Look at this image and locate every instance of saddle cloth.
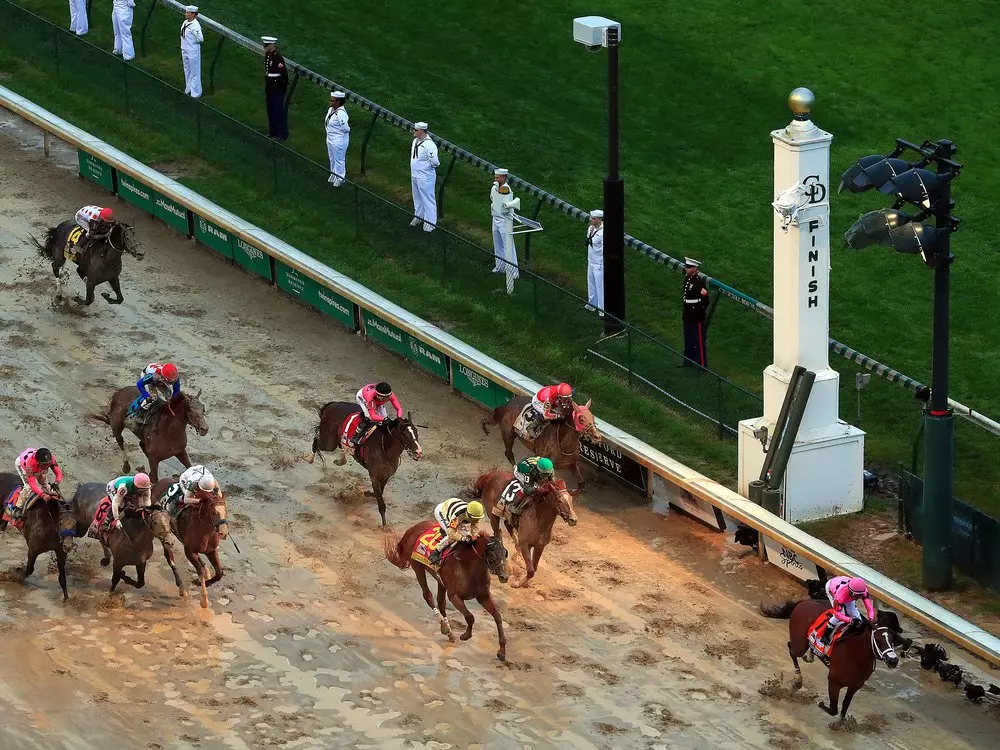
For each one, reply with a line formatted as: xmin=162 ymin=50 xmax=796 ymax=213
xmin=87 ymin=496 xmax=115 ymax=544
xmin=1 ymin=485 xmax=23 ymax=530
xmin=806 ymin=608 xmax=849 ymax=659
xmin=411 ymin=526 xmax=447 ymax=571
xmin=64 ymin=226 xmax=86 ymax=262
xmin=498 ymin=479 xmax=530 ymax=528
xmin=513 ymin=403 xmax=540 ymax=440
xmin=339 ymin=413 xmax=362 ymax=449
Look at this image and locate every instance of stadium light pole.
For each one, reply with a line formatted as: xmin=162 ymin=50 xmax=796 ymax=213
xmin=573 ymin=17 xmax=625 ymax=334
xmin=840 ymin=138 xmax=961 ymax=590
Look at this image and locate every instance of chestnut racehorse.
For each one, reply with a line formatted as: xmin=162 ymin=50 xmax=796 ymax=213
xmin=384 ymin=520 xmax=510 ymax=661
xmin=473 ymin=469 xmax=578 ymax=588
xmin=761 ymin=598 xmax=899 ymax=720
xmin=480 ymin=396 xmax=598 ymax=488
xmin=305 ymin=401 xmax=422 ymax=525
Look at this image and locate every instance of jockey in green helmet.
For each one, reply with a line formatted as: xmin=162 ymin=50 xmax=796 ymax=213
xmin=494 ymin=457 xmax=554 ymax=519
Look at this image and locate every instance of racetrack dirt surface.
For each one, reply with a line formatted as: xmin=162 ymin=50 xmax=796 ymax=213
xmin=1 ymin=113 xmax=997 ymax=750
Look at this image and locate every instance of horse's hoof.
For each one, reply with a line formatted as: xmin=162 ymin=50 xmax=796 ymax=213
xmin=792 ymin=679 xmax=803 ymax=691
xmin=497 ymin=650 xmax=506 ymax=662
xmin=100 ymin=557 xmax=110 ymax=567
xmin=179 ymin=588 xmax=188 ymax=598
xmin=460 ymin=632 xmax=473 ymax=642
xmin=818 ymin=702 xmax=836 ymax=717
xmin=446 ymin=632 xmax=457 ymax=643
xmin=200 ymin=596 xmax=209 ymax=609
xmin=440 ymin=621 xmax=450 ymax=635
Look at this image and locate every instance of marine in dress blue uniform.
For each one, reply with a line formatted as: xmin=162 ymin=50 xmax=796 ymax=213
xmin=681 ymin=257 xmax=709 ymax=367
xmin=262 ymin=36 xmax=289 ymax=141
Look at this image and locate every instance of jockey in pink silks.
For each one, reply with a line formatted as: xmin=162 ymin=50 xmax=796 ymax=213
xmin=816 ymin=575 xmax=876 ymax=646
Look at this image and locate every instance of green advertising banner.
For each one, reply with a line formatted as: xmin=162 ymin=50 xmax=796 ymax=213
xmin=233 ymin=236 xmax=272 ymax=280
xmin=117 ymin=172 xmax=156 ymax=215
xmin=451 ymin=361 xmax=512 ymax=409
xmin=274 ymin=261 xmax=356 ymax=329
xmin=154 ymin=193 xmax=190 ymax=235
xmin=194 ymin=215 xmax=233 ymax=259
xmin=78 ymin=149 xmax=115 ymax=192
xmin=405 ymin=333 xmax=449 ymax=381
xmin=363 ymin=310 xmax=408 ymax=357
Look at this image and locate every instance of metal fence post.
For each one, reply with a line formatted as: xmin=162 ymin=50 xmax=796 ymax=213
xmin=208 ymin=36 xmax=226 ymax=95
xmin=283 ymin=71 xmax=301 ymax=113
xmin=139 ymin=0 xmax=157 ymax=58
xmin=359 ymin=111 xmax=379 ymax=174
xmin=436 ymin=153 xmax=458 ymax=219
xmin=627 ymin=328 xmax=633 ymax=386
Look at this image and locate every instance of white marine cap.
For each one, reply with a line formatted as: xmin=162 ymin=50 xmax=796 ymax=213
xmin=413 ymin=121 xmax=428 ymax=131
xmin=184 ymin=5 xmax=198 ymax=12
xmin=330 ymin=90 xmax=346 ymax=98
xmin=494 ymin=168 xmax=509 ymax=176
xmin=590 ymin=209 xmax=604 ymax=219
xmin=261 ymin=36 xmax=278 ymax=45
xmin=684 ymin=257 xmax=702 ymax=268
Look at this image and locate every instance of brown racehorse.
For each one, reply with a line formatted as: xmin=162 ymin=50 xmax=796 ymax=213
xmin=480 ymin=396 xmax=598 ymax=488
xmin=0 ymin=472 xmax=74 ymax=601
xmin=151 ymin=476 xmax=228 ymax=609
xmin=384 ymin=520 xmax=510 ymax=661
xmin=90 ymin=388 xmax=209 ymax=483
xmin=761 ymin=599 xmax=899 ymax=720
xmin=473 ymin=469 xmax=578 ymax=588
xmin=305 ymin=402 xmax=422 ymax=526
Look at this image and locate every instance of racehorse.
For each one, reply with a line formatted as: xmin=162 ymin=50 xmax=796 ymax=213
xmin=761 ymin=598 xmax=899 ymax=720
xmin=30 ymin=219 xmax=142 ymax=305
xmin=0 ymin=472 xmax=74 ymax=601
xmin=90 ymin=388 xmax=209 ymax=483
xmin=473 ymin=469 xmax=578 ymax=588
xmin=385 ymin=520 xmax=510 ymax=661
xmin=70 ymin=481 xmax=179 ymax=596
xmin=305 ymin=401 xmax=422 ymax=526
xmin=480 ymin=396 xmax=598 ymax=489
xmin=151 ymin=476 xmax=228 ymax=609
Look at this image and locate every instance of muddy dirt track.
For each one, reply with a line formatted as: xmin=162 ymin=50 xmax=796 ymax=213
xmin=0 ymin=114 xmax=996 ymax=750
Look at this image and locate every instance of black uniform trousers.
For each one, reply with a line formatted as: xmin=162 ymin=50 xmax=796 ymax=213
xmin=266 ymin=90 xmax=288 ymax=140
xmin=683 ymin=319 xmax=707 ymax=368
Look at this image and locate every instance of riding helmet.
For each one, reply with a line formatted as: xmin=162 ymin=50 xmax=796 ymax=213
xmin=466 ymin=501 xmax=485 ymax=520
xmin=536 ymin=457 xmax=555 ymax=475
xmin=133 ymin=472 xmax=152 ymax=489
xmin=98 ymin=207 xmax=115 ymax=222
xmin=35 ymin=447 xmax=53 ymax=464
xmin=161 ymin=363 xmax=179 ymax=382
xmin=375 ymin=382 xmax=393 ymax=397
xmin=556 ymin=383 xmax=572 ymax=398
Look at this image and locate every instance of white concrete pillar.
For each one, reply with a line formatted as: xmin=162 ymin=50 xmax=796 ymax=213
xmin=738 ymin=88 xmax=865 ymax=523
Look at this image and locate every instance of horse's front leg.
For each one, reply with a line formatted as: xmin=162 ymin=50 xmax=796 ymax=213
xmin=74 ymin=279 xmax=97 ymax=306
xmin=789 ymin=641 xmax=803 ymax=690
xmin=511 ymin=541 xmax=536 ymax=588
xmin=101 ymin=277 xmax=124 ymax=305
xmin=572 ymin=459 xmax=586 ymax=490
xmin=204 ymin=548 xmax=224 ymax=586
xmin=477 ymin=593 xmax=506 ymax=662
xmin=435 ymin=578 xmax=456 ymax=642
xmin=185 ymin=549 xmax=210 ymax=609
xmin=370 ymin=474 xmax=388 ymax=526
xmin=448 ymin=591 xmax=475 ymax=642
xmin=157 ymin=529 xmax=186 ymax=597
xmin=819 ymin=678 xmax=841 ymax=717
xmin=174 ymin=450 xmax=193 ymax=469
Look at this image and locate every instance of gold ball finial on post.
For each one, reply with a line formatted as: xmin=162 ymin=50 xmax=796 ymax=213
xmin=788 ymin=87 xmax=815 ymax=121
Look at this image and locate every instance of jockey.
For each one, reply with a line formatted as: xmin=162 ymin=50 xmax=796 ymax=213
xmin=15 ymin=447 xmax=63 ymax=506
xmin=177 ymin=464 xmax=221 ymax=507
xmin=136 ymin=362 xmax=181 ymax=417
xmin=74 ymin=205 xmax=116 ymax=242
xmin=529 ymin=383 xmax=574 ymax=430
xmin=429 ymin=497 xmax=485 ymax=565
xmin=89 ymin=472 xmax=151 ymax=538
xmin=352 ymin=382 xmax=403 ymax=447
xmin=817 ymin=575 xmax=876 ymax=647
xmin=494 ymin=456 xmax=554 ymax=518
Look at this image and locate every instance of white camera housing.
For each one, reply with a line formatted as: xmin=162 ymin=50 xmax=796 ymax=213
xmin=573 ymin=16 xmax=621 ymax=48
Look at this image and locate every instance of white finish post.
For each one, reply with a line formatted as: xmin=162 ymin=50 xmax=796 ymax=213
xmin=738 ymin=88 xmax=865 ymax=523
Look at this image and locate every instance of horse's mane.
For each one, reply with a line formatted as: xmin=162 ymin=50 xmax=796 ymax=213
xmin=536 ymin=478 xmax=568 ymax=496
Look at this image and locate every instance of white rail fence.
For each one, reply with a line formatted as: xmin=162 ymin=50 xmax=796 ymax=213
xmin=2 ymin=84 xmax=997 ymax=668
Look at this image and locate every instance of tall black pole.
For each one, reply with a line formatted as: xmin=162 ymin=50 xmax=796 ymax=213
xmin=602 ymin=25 xmax=625 ymax=334
xmin=921 ymin=138 xmax=956 ymax=591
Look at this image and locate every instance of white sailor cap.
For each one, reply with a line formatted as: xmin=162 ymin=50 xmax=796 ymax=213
xmin=330 ymin=90 xmax=346 ymax=98
xmin=684 ymin=257 xmax=702 ymax=268
xmin=413 ymin=121 xmax=428 ymax=131
xmin=261 ymin=36 xmax=278 ymax=45
xmin=590 ymin=209 xmax=604 ymax=219
xmin=184 ymin=5 xmax=198 ymax=12
xmin=494 ymin=168 xmax=509 ymax=176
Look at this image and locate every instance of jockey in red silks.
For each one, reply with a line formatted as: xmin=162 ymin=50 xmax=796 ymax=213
xmin=13 ymin=447 xmax=64 ymax=514
xmin=816 ymin=575 xmax=876 ymax=647
xmin=351 ymin=382 xmax=404 ymax=448
xmin=74 ymin=205 xmax=116 ymax=242
xmin=528 ymin=383 xmax=574 ymax=433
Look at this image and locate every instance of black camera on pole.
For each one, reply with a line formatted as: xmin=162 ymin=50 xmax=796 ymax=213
xmin=840 ymin=139 xmax=961 ymax=267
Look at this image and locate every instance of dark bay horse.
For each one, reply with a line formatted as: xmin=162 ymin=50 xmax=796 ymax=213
xmin=306 ymin=401 xmax=422 ymax=525
xmin=0 ymin=472 xmax=74 ymax=601
xmin=481 ymin=396 xmax=598 ymax=488
xmin=70 ymin=481 xmax=179 ymax=596
xmin=761 ymin=599 xmax=899 ymax=720
xmin=473 ymin=469 xmax=578 ymax=588
xmin=90 ymin=388 xmax=209 ymax=482
xmin=30 ymin=220 xmax=142 ymax=305
xmin=152 ymin=476 xmax=228 ymax=609
xmin=385 ymin=519 xmax=510 ymax=661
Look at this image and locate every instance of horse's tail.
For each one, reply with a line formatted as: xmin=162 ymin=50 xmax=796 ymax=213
xmin=88 ymin=393 xmax=116 ymax=425
xmin=383 ymin=529 xmax=409 ymax=570
xmin=480 ymin=406 xmax=503 ymax=435
xmin=760 ymin=600 xmax=799 ymax=620
xmin=471 ymin=472 xmax=491 ymax=498
xmin=30 ymin=228 xmax=56 ymax=258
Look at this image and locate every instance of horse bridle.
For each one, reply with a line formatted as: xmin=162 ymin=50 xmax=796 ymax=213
xmin=870 ymin=626 xmax=897 ymax=662
xmin=382 ymin=420 xmax=420 ymax=457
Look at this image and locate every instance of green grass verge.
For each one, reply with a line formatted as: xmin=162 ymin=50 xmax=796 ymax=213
xmin=5 ymin=0 xmax=999 ymax=515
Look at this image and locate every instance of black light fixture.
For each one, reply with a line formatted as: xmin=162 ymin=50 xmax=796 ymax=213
xmin=844 ymin=208 xmax=912 ymax=249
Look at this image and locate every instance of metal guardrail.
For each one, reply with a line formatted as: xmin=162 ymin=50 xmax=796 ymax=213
xmin=150 ymin=0 xmax=1000 ymax=438
xmin=4 ymin=84 xmax=997 ymax=668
